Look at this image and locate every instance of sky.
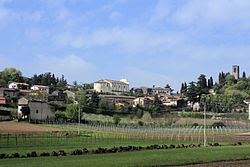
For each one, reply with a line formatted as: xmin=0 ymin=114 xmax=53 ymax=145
xmin=0 ymin=0 xmax=249 ymax=92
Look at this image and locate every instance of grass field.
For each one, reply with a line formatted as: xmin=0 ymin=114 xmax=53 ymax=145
xmin=0 ymin=145 xmax=250 ymax=167
xmin=0 ymin=121 xmax=250 ymax=167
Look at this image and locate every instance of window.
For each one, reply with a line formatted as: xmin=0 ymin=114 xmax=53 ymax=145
xmin=36 ymin=110 xmax=39 ymax=114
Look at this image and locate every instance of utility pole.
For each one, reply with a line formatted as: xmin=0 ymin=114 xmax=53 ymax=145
xmin=74 ymin=100 xmax=80 ymax=135
xmin=204 ymin=104 xmax=206 ymax=147
xmin=78 ymin=103 xmax=80 ymax=135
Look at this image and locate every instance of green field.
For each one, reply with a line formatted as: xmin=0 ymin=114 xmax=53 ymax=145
xmin=0 ymin=145 xmax=250 ymax=167
xmin=0 ymin=122 xmax=249 ymax=167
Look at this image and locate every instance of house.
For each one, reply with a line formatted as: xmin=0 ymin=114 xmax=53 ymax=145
xmin=9 ymin=82 xmax=29 ymax=90
xmin=243 ymin=99 xmax=250 ymax=120
xmin=159 ymin=94 xmax=185 ymax=108
xmin=151 ymin=87 xmax=171 ymax=95
xmin=133 ymin=97 xmax=154 ymax=108
xmin=0 ymin=97 xmax=6 ymax=105
xmin=0 ymin=109 xmax=11 ymax=121
xmin=131 ymin=86 xmax=171 ymax=95
xmin=63 ymin=90 xmax=75 ymax=99
xmin=0 ymin=88 xmax=20 ymax=98
xmin=94 ymin=78 xmax=130 ymax=95
xmin=131 ymin=87 xmax=152 ymax=95
xmin=31 ymin=85 xmax=49 ymax=94
xmin=99 ymin=94 xmax=135 ymax=107
xmin=48 ymin=91 xmax=67 ymax=102
xmin=18 ymin=97 xmax=55 ymax=121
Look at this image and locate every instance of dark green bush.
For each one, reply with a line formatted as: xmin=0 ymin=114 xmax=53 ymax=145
xmin=212 ymin=121 xmax=225 ymax=127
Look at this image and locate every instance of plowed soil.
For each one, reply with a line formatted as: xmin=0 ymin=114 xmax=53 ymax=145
xmin=0 ymin=121 xmax=66 ymax=135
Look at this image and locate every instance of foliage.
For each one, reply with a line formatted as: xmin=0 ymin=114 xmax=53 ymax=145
xmin=212 ymin=121 xmax=225 ymax=127
xmin=0 ymin=68 xmax=26 ymax=87
xmin=55 ymin=110 xmax=67 ymax=119
xmin=142 ymin=112 xmax=152 ymax=122
xmin=180 ymin=112 xmax=213 ymax=119
xmin=66 ymin=104 xmax=81 ymax=120
xmin=138 ymin=120 xmax=144 ymax=126
xmin=113 ymin=114 xmax=121 ymax=125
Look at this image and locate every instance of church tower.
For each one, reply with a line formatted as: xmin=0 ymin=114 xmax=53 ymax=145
xmin=232 ymin=65 xmax=239 ymax=80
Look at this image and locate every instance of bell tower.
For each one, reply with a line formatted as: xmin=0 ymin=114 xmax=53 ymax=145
xmin=232 ymin=65 xmax=239 ymax=80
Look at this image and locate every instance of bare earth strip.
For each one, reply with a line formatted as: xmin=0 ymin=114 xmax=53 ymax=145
xmin=0 ymin=121 xmax=66 ymax=135
xmin=170 ymin=159 xmax=250 ymax=167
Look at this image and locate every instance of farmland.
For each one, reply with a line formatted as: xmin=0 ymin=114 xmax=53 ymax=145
xmin=0 ymin=121 xmax=250 ymax=167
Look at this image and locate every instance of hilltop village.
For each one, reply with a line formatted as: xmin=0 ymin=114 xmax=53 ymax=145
xmin=0 ymin=65 xmax=249 ymax=124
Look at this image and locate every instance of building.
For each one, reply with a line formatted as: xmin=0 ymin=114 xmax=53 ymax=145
xmin=99 ymin=94 xmax=135 ymax=107
xmin=48 ymin=91 xmax=67 ymax=102
xmin=9 ymin=82 xmax=29 ymax=90
xmin=63 ymin=90 xmax=75 ymax=99
xmin=151 ymin=87 xmax=171 ymax=95
xmin=31 ymin=85 xmax=49 ymax=94
xmin=131 ymin=87 xmax=152 ymax=95
xmin=232 ymin=65 xmax=239 ymax=80
xmin=158 ymin=94 xmax=185 ymax=108
xmin=243 ymin=99 xmax=250 ymax=120
xmin=0 ymin=88 xmax=20 ymax=98
xmin=94 ymin=79 xmax=130 ymax=95
xmin=18 ymin=97 xmax=55 ymax=121
xmin=133 ymin=97 xmax=154 ymax=108
xmin=131 ymin=86 xmax=171 ymax=95
xmin=0 ymin=97 xmax=6 ymax=105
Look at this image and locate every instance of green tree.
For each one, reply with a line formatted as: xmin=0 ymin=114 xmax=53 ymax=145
xmin=113 ymin=114 xmax=121 ymax=125
xmin=66 ymin=104 xmax=80 ymax=120
xmin=186 ymin=82 xmax=199 ymax=103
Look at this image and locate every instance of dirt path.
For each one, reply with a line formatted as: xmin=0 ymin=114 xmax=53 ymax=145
xmin=0 ymin=121 xmax=66 ymax=134
xmin=170 ymin=159 xmax=250 ymax=167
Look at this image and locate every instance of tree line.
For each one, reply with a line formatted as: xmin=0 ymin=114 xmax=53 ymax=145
xmin=180 ymin=71 xmax=249 ymax=112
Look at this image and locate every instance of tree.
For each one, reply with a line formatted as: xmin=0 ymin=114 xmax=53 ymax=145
xmin=242 ymin=72 xmax=246 ymax=79
xmin=153 ymin=94 xmax=161 ymax=105
xmin=197 ymin=74 xmax=208 ymax=96
xmin=113 ymin=114 xmax=121 ymax=125
xmin=89 ymin=92 xmax=99 ymax=108
xmin=66 ymin=104 xmax=80 ymax=120
xmin=186 ymin=81 xmax=199 ymax=103
xmin=165 ymin=84 xmax=174 ymax=93
xmin=225 ymin=75 xmax=236 ymax=86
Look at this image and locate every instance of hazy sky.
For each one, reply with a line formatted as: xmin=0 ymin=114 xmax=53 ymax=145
xmin=0 ymin=0 xmax=249 ymax=92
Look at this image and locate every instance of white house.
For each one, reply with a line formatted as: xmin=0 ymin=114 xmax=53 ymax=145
xmin=9 ymin=82 xmax=29 ymax=90
xmin=151 ymin=87 xmax=171 ymax=95
xmin=244 ymin=99 xmax=250 ymax=120
xmin=31 ymin=85 xmax=49 ymax=94
xmin=94 ymin=79 xmax=130 ymax=95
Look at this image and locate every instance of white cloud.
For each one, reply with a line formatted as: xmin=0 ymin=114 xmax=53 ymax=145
xmin=150 ymin=0 xmax=172 ymax=22
xmin=173 ymin=0 xmax=250 ymax=28
xmin=109 ymin=11 xmax=120 ymax=20
xmin=53 ymin=27 xmax=186 ymax=54
xmin=34 ymin=54 xmax=96 ymax=83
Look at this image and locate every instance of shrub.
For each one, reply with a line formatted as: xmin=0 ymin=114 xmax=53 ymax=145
xmin=138 ymin=120 xmax=144 ymax=126
xmin=142 ymin=112 xmax=152 ymax=122
xmin=192 ymin=123 xmax=199 ymax=127
xmin=212 ymin=121 xmax=225 ymax=127
xmin=113 ymin=114 xmax=121 ymax=125
xmin=55 ymin=110 xmax=67 ymax=119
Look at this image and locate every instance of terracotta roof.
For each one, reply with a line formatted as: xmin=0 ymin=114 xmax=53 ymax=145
xmin=32 ymin=85 xmax=49 ymax=88
xmin=19 ymin=90 xmax=32 ymax=93
xmin=152 ymin=87 xmax=170 ymax=90
xmin=12 ymin=82 xmax=29 ymax=86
